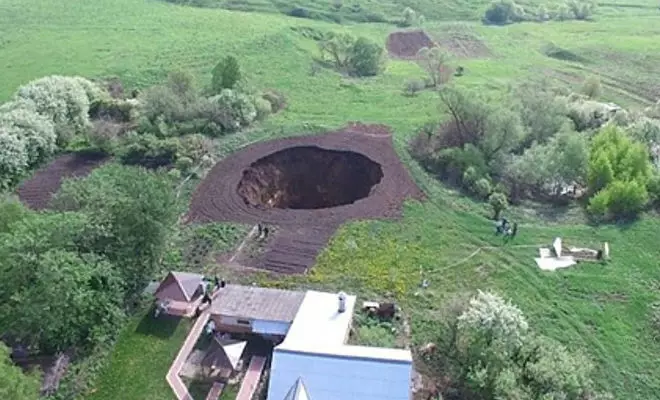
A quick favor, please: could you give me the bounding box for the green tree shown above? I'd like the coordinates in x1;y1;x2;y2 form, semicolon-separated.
581;76;602;99
515;83;570;148
0;211;125;353
0;343;40;400
167;69;197;102
588;125;652;192
319;33;354;70
319;34;384;77
53;164;178;299
507;128;588;197
347;37;385;77
211;56;242;93
0;196;27;233
432;291;610;399
588;179;649;217
484;0;526;24
417;47;451;88
0;249;124;353
488;192;508;219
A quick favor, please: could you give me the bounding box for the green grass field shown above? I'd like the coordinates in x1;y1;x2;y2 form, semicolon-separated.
2;0;660;398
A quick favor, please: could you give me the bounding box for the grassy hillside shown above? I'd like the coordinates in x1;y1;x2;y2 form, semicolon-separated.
2;0;660;398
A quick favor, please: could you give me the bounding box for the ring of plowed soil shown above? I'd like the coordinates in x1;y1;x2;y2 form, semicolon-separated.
387;30;437;59
188;123;424;274
17;153;108;210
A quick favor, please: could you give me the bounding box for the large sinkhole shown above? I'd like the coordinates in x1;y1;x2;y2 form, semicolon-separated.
237;146;384;210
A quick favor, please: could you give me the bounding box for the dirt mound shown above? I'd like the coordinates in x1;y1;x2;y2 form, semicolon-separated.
387;30;436;59
187;124;424;274
438;35;491;58
17;153;108;210
237;146;384;210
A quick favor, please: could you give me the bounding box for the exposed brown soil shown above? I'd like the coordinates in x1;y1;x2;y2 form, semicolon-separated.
187;123;424;274
387;30;437;59
237;146;384;210
437;35;491;58
16;153;108;210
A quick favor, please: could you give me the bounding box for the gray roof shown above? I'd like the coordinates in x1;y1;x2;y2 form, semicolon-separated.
210;285;305;322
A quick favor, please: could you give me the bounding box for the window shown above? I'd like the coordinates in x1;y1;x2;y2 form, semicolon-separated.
237;319;251;325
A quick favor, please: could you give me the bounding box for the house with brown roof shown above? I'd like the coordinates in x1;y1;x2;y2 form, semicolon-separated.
153;271;207;316
209;285;305;338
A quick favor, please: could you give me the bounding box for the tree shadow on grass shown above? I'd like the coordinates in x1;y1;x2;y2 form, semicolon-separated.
135;309;182;339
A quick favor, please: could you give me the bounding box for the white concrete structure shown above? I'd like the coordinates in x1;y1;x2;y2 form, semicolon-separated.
268;291;413;400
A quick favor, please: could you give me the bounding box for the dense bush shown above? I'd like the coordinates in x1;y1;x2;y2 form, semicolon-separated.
117;133;178;168
209;89;257;130
404;79;425;96
581;76;603;99
319;33;385;77
484;0;596;25
505;127;588;199
139;67;265;136
587;125;653;218
428;291;611;399
347;37;385;77
261;90;286;112
211;56;242;92
0;342;41;400
488;192;508;219
409;84;600;204
483;0;527;24
401;7;424;27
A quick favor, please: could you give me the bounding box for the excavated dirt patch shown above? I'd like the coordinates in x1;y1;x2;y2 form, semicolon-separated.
17;152;108;210
187;123;424;274
387;30;436;59
237;146;384;210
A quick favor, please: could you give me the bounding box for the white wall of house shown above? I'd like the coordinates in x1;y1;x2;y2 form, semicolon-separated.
252;319;291;336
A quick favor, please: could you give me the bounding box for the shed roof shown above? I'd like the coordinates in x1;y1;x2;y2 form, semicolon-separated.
201;337;247;371
283;377;311;400
210;285;305;322
154;271;205;303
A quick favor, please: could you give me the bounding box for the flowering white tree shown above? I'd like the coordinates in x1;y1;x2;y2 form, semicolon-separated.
440;290;609;399
14;76;101;146
0;105;56;164
458;290;529;346
0;129;29;189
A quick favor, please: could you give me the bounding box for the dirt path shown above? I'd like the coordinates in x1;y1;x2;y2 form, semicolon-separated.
245;225;339;274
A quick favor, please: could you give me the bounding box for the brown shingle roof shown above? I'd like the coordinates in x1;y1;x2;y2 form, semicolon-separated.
154;271;205;302
210;285;305;322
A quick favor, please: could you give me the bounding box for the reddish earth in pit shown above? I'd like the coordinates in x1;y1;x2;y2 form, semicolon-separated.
17;153;108;210
387;30;437;59
187;123;424;274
